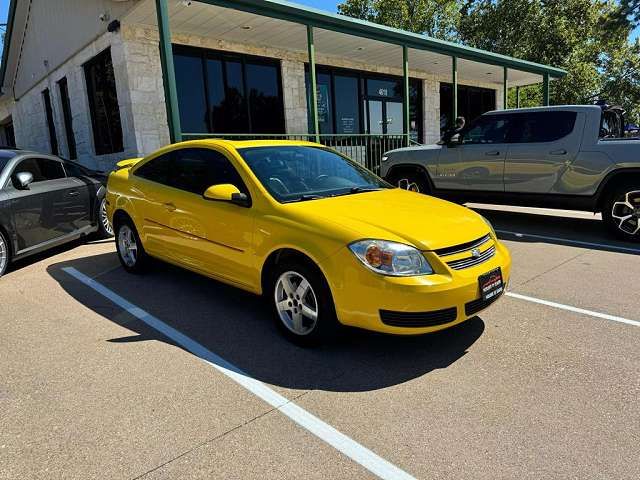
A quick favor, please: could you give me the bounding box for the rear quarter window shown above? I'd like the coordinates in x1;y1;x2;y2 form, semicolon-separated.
508;111;577;143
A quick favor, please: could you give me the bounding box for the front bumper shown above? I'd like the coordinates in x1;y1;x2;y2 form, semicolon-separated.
320;239;511;335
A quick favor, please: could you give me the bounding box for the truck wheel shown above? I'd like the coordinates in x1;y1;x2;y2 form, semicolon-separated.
602;183;640;242
388;170;431;194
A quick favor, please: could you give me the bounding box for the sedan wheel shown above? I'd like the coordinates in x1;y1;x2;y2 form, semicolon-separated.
117;224;138;268
274;271;319;336
0;231;9;277
100;198;114;237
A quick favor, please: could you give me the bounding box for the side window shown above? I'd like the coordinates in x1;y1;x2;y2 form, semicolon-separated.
13;158;65;185
508;112;577;143
461;116;510;145
134;153;172;185
170;148;247;195
64;161;90;178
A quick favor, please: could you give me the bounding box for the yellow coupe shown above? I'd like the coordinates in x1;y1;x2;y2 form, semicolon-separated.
106;140;511;345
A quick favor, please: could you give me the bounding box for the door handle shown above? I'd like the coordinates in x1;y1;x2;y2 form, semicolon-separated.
485;151;500;156
68;190;79;197
550;149;567;155
164;202;176;212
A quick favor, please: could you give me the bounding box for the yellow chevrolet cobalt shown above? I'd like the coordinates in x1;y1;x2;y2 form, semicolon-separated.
106;140;511;345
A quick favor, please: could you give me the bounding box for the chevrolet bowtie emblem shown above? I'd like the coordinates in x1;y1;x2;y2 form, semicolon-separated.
471;248;481;258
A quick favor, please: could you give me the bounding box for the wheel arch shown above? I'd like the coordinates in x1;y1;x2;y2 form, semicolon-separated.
385;163;434;190
260;247;334;299
595;168;640;211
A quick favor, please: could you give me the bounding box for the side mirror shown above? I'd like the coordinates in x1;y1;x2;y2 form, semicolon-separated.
14;171;34;189
203;184;251;207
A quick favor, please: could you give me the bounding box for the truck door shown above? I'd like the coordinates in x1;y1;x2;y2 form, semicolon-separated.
437;114;510;191
504;111;584;193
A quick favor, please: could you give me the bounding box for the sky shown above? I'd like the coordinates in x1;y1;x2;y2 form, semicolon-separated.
0;0;637;52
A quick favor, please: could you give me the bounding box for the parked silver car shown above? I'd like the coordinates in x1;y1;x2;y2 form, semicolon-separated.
381;105;640;241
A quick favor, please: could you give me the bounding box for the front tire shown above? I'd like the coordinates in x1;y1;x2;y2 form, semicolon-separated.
602;184;640;242
269;261;339;346
0;230;10;278
115;218;149;273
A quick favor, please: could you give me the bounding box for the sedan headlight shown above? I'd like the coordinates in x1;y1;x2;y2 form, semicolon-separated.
348;240;433;276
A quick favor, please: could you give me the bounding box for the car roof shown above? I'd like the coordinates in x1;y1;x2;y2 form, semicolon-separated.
484;105;602;115
172;139;324;150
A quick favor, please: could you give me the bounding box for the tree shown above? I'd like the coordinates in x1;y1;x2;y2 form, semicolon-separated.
337;0;462;40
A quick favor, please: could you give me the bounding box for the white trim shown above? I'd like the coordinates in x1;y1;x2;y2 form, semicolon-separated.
62;267;417;480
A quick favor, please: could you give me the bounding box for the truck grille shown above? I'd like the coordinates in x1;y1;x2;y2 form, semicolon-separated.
380;307;457;328
446;245;496;271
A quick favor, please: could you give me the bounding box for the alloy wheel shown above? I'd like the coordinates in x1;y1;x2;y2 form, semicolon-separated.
611;190;640;236
117;225;138;267
100;198;114;236
0;234;7;274
274;271;319;336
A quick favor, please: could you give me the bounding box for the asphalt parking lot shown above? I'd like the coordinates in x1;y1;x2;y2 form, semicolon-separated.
1;205;638;480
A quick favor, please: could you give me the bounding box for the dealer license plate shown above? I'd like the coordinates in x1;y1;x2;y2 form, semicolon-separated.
478;267;504;302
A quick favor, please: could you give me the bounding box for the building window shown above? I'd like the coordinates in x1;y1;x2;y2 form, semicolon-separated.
57;77;77;160
173;45;286;135
84;48;124;155
42;88;59;155
440;83;496;134
0;117;15;147
305;65;423;142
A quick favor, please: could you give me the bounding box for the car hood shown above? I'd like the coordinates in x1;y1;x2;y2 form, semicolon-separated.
286;188;489;251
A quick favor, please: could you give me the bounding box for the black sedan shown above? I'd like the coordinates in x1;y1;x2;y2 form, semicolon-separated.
0;149;112;277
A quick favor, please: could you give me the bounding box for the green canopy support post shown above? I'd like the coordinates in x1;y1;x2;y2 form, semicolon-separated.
307;25;320;143
543;73;550;106
155;0;181;143
402;45;410;146
503;67;508;109
516;86;521;108
452;56;458;124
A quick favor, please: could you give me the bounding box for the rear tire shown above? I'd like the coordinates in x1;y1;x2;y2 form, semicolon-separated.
0;229;10;278
269;260;340;346
115;217;149;273
387;169;431;194
602;183;640;242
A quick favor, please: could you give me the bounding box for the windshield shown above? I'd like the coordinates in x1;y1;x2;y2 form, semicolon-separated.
238;146;391;203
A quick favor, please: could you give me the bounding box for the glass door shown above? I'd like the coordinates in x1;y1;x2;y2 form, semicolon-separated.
366;99;404;135
385;101;403;135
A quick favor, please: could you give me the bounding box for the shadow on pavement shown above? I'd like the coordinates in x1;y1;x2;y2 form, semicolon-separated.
474;207;640;255
47;252;484;393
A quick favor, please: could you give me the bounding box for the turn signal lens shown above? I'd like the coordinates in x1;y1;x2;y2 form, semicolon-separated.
349;240;433;276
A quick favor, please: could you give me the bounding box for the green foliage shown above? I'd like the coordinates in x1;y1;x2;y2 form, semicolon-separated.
337;0;462;40
337;0;640;123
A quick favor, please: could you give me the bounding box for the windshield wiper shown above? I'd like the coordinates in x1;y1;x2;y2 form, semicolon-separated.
350;186;382;193
285;194;326;203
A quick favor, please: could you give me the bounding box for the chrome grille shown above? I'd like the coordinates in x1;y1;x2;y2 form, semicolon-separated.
446;245;496;270
434;234;491;257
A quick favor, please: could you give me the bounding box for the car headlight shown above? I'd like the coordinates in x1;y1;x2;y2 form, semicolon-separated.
348;239;433;276
480;215;496;237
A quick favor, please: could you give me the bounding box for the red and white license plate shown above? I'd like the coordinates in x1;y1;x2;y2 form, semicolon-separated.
478;267;504;302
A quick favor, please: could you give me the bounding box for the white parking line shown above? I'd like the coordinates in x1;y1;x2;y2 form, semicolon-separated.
506;292;640;328
62;267;416;480
496;230;640;254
